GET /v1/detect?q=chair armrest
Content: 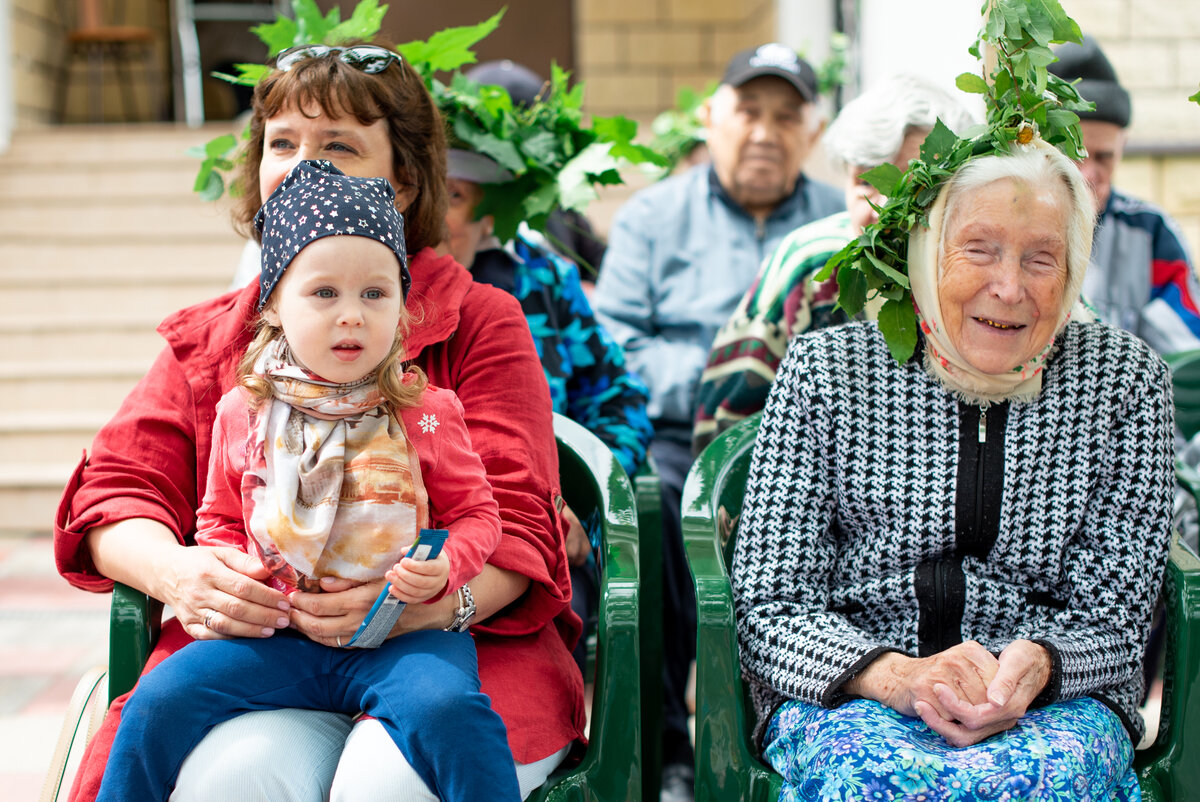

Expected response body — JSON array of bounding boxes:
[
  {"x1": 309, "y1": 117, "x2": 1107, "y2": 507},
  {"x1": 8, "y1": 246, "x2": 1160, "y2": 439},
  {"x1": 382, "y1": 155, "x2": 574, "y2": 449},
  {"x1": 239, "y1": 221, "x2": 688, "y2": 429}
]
[
  {"x1": 1135, "y1": 536, "x2": 1200, "y2": 800},
  {"x1": 108, "y1": 583, "x2": 161, "y2": 704},
  {"x1": 681, "y1": 415, "x2": 782, "y2": 802},
  {"x1": 533, "y1": 414, "x2": 642, "y2": 801}
]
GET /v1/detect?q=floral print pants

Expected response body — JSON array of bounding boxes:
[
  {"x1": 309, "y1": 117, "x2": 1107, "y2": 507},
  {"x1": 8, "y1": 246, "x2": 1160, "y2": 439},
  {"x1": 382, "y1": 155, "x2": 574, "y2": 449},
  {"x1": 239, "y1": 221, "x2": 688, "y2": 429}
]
[{"x1": 763, "y1": 697, "x2": 1139, "y2": 801}]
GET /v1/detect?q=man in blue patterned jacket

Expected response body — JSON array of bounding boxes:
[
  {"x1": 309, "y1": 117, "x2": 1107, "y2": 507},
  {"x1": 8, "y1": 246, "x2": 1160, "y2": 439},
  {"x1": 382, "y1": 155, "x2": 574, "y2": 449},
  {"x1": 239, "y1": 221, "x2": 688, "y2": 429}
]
[{"x1": 1050, "y1": 36, "x2": 1200, "y2": 356}]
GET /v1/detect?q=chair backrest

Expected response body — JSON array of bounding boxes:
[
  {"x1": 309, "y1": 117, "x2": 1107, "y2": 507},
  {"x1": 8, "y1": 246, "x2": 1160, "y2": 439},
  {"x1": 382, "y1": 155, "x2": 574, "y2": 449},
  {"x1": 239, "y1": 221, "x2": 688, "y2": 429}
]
[
  {"x1": 681, "y1": 413, "x2": 781, "y2": 802},
  {"x1": 1165, "y1": 348, "x2": 1200, "y2": 442}
]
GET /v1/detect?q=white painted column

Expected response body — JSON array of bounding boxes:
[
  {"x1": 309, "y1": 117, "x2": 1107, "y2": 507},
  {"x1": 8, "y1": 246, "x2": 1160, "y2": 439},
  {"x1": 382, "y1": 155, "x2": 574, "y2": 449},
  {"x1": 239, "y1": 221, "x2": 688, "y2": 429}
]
[
  {"x1": 0, "y1": 0, "x2": 13, "y2": 153},
  {"x1": 776, "y1": 0, "x2": 983, "y2": 102},
  {"x1": 858, "y1": 0, "x2": 981, "y2": 101}
]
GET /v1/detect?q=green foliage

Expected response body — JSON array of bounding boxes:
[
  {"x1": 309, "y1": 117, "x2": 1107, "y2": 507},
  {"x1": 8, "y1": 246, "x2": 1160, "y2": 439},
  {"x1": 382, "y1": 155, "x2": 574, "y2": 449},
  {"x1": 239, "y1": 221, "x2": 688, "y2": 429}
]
[
  {"x1": 1191, "y1": 86, "x2": 1200, "y2": 105},
  {"x1": 429, "y1": 61, "x2": 668, "y2": 247},
  {"x1": 647, "y1": 83, "x2": 715, "y2": 180},
  {"x1": 185, "y1": 133, "x2": 241, "y2": 201},
  {"x1": 396, "y1": 9, "x2": 502, "y2": 73},
  {"x1": 816, "y1": 0, "x2": 1090, "y2": 364}
]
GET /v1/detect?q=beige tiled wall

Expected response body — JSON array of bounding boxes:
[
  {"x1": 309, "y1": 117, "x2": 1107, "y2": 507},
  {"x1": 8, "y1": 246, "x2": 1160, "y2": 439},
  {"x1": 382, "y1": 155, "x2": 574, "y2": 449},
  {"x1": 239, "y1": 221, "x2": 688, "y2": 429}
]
[
  {"x1": 1066, "y1": 0, "x2": 1200, "y2": 256},
  {"x1": 576, "y1": 0, "x2": 776, "y2": 118}
]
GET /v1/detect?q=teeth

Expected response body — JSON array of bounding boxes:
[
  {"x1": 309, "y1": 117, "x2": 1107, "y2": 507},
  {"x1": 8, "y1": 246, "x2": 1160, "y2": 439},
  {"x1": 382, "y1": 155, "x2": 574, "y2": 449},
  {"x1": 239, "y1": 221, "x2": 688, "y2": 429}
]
[{"x1": 977, "y1": 317, "x2": 1021, "y2": 330}]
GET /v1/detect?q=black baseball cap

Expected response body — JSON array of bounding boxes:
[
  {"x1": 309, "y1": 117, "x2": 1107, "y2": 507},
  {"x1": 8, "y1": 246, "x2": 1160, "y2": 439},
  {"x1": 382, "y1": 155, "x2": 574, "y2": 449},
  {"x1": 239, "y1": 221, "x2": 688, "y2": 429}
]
[
  {"x1": 1048, "y1": 36, "x2": 1131, "y2": 128},
  {"x1": 722, "y1": 43, "x2": 818, "y2": 103}
]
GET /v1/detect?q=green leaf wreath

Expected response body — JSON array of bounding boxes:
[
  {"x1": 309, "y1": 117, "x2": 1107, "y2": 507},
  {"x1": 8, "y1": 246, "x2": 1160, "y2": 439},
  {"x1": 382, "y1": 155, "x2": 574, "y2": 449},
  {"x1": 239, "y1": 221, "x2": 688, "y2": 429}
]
[
  {"x1": 187, "y1": 1, "x2": 668, "y2": 264},
  {"x1": 814, "y1": 0, "x2": 1092, "y2": 364}
]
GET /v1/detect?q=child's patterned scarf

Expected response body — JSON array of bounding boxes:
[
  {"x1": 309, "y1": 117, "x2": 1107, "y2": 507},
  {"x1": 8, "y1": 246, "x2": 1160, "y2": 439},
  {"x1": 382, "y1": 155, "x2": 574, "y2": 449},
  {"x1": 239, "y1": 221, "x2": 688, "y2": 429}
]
[{"x1": 242, "y1": 338, "x2": 428, "y2": 593}]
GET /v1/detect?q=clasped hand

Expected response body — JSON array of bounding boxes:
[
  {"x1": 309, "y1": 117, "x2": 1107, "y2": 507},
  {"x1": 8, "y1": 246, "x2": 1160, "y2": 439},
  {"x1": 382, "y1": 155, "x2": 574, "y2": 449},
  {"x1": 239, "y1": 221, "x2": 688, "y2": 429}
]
[{"x1": 850, "y1": 640, "x2": 1052, "y2": 747}]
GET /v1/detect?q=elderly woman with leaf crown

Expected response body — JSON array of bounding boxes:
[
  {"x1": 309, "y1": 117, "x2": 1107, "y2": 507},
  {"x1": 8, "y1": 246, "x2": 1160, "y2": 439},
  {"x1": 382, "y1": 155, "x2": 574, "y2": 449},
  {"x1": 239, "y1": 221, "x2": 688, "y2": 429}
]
[
  {"x1": 731, "y1": 6, "x2": 1173, "y2": 799},
  {"x1": 54, "y1": 8, "x2": 593, "y2": 802}
]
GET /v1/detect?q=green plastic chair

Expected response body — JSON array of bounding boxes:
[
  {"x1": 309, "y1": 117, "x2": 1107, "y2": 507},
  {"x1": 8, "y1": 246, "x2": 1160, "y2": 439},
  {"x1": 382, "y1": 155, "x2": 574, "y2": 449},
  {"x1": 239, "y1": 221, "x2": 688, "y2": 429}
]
[
  {"x1": 632, "y1": 458, "x2": 664, "y2": 801},
  {"x1": 100, "y1": 412, "x2": 643, "y2": 801},
  {"x1": 682, "y1": 413, "x2": 1200, "y2": 802}
]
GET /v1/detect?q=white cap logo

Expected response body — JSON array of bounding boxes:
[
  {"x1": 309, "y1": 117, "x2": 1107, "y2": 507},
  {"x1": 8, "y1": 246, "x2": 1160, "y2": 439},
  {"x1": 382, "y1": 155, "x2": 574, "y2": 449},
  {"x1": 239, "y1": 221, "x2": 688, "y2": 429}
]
[{"x1": 749, "y1": 43, "x2": 800, "y2": 74}]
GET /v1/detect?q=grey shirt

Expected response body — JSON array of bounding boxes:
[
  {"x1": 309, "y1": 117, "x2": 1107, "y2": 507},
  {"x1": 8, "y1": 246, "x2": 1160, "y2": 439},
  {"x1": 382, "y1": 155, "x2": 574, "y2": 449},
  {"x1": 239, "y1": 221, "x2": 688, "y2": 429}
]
[{"x1": 593, "y1": 165, "x2": 843, "y2": 430}]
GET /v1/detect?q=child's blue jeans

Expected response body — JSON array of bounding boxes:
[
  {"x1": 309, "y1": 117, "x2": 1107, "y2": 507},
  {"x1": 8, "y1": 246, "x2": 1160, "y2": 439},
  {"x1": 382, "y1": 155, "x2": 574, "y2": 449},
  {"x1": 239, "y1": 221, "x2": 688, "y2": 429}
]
[{"x1": 96, "y1": 628, "x2": 520, "y2": 802}]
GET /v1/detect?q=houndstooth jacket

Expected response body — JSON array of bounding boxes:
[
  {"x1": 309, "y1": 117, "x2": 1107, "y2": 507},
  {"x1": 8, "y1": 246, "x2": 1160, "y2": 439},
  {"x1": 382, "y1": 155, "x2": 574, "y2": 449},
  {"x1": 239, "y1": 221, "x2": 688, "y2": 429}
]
[{"x1": 732, "y1": 320, "x2": 1174, "y2": 745}]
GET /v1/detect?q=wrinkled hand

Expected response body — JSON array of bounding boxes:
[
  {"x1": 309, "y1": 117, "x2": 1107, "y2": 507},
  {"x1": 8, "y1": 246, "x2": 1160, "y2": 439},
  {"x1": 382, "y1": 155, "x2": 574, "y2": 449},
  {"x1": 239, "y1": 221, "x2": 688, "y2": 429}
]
[
  {"x1": 563, "y1": 505, "x2": 591, "y2": 567},
  {"x1": 288, "y1": 576, "x2": 385, "y2": 648},
  {"x1": 168, "y1": 546, "x2": 291, "y2": 641},
  {"x1": 845, "y1": 641, "x2": 998, "y2": 733},
  {"x1": 915, "y1": 640, "x2": 1052, "y2": 747},
  {"x1": 385, "y1": 553, "x2": 450, "y2": 604}
]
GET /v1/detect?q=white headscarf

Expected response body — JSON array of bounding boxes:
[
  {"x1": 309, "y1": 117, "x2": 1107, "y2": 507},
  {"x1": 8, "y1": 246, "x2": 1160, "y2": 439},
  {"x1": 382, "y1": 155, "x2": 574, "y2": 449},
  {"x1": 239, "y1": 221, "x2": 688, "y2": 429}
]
[{"x1": 907, "y1": 139, "x2": 1094, "y2": 406}]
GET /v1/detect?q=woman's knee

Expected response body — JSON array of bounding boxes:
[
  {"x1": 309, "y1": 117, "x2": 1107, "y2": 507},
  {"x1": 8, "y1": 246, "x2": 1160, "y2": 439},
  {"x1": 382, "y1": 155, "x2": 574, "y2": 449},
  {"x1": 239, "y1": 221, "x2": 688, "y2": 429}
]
[{"x1": 170, "y1": 709, "x2": 352, "y2": 802}]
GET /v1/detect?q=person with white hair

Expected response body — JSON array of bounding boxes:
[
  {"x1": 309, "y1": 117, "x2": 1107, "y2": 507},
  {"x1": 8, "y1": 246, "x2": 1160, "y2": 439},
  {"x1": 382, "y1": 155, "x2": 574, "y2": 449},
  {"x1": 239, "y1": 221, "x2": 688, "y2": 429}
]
[{"x1": 694, "y1": 74, "x2": 977, "y2": 452}]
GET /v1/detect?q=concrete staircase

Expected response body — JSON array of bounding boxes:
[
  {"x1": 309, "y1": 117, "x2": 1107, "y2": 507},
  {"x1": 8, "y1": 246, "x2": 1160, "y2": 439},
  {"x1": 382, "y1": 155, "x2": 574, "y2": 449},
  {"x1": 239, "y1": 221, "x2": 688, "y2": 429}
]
[{"x1": 0, "y1": 123, "x2": 246, "y2": 535}]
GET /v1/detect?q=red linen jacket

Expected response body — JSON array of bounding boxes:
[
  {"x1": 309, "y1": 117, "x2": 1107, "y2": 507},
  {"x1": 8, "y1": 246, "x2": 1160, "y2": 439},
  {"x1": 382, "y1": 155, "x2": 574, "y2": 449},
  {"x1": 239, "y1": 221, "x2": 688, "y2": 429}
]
[{"x1": 55, "y1": 249, "x2": 584, "y2": 800}]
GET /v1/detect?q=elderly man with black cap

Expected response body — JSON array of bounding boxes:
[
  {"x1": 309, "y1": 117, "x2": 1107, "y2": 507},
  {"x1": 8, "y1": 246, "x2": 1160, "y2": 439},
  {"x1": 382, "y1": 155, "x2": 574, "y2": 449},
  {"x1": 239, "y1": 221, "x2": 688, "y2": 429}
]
[
  {"x1": 1050, "y1": 35, "x2": 1200, "y2": 355},
  {"x1": 592, "y1": 43, "x2": 843, "y2": 802}
]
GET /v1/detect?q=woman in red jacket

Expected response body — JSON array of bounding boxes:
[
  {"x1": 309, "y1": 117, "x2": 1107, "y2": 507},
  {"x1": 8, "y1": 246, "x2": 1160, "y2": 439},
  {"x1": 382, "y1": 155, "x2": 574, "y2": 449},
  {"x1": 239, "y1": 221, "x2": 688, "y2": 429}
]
[{"x1": 54, "y1": 44, "x2": 583, "y2": 801}]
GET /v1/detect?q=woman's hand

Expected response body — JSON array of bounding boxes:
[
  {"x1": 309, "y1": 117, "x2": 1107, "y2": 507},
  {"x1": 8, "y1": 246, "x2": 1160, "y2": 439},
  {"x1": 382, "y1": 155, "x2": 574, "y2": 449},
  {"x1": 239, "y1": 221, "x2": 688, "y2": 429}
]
[
  {"x1": 288, "y1": 576, "x2": 385, "y2": 648},
  {"x1": 86, "y1": 519, "x2": 292, "y2": 642},
  {"x1": 168, "y1": 546, "x2": 293, "y2": 641},
  {"x1": 562, "y1": 505, "x2": 591, "y2": 568},
  {"x1": 844, "y1": 641, "x2": 999, "y2": 723},
  {"x1": 916, "y1": 640, "x2": 1052, "y2": 747}
]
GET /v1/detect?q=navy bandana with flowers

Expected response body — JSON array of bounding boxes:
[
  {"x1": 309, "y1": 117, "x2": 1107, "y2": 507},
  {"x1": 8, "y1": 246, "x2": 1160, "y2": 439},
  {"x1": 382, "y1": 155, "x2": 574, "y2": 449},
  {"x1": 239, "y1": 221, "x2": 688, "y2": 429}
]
[{"x1": 253, "y1": 160, "x2": 409, "y2": 310}]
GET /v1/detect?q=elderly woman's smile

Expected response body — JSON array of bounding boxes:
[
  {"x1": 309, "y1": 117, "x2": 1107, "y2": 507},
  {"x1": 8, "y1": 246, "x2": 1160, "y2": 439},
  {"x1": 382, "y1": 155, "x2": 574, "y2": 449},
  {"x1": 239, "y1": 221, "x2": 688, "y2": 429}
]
[{"x1": 937, "y1": 177, "x2": 1070, "y2": 375}]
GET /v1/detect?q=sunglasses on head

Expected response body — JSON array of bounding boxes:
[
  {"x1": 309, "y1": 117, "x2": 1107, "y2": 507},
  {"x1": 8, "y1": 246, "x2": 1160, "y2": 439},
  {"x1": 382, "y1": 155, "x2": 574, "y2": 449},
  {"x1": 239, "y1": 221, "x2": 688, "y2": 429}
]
[{"x1": 275, "y1": 44, "x2": 402, "y2": 74}]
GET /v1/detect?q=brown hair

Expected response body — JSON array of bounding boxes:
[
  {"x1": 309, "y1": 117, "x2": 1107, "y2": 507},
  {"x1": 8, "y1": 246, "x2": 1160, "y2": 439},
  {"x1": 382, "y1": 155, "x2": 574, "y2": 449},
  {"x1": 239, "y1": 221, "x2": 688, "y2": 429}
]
[
  {"x1": 234, "y1": 46, "x2": 448, "y2": 252},
  {"x1": 237, "y1": 302, "x2": 428, "y2": 411}
]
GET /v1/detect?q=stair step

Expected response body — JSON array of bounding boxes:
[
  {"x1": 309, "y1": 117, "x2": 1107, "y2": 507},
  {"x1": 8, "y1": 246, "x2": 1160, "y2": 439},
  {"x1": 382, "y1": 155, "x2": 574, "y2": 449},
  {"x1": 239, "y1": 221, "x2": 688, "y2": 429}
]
[
  {"x1": 0, "y1": 281, "x2": 231, "y2": 318},
  {"x1": 0, "y1": 362, "x2": 151, "y2": 414},
  {"x1": 0, "y1": 162, "x2": 206, "y2": 202},
  {"x1": 0, "y1": 327, "x2": 165, "y2": 363},
  {"x1": 6, "y1": 123, "x2": 242, "y2": 166},
  {"x1": 0, "y1": 413, "x2": 106, "y2": 464},
  {"x1": 0, "y1": 464, "x2": 76, "y2": 534},
  {"x1": 0, "y1": 198, "x2": 236, "y2": 239},
  {"x1": 0, "y1": 242, "x2": 247, "y2": 281}
]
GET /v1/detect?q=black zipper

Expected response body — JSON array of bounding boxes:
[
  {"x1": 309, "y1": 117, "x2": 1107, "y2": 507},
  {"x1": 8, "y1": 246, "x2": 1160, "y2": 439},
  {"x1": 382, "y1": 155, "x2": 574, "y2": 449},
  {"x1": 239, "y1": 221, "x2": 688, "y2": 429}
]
[
  {"x1": 934, "y1": 559, "x2": 947, "y2": 653},
  {"x1": 975, "y1": 408, "x2": 987, "y2": 541}
]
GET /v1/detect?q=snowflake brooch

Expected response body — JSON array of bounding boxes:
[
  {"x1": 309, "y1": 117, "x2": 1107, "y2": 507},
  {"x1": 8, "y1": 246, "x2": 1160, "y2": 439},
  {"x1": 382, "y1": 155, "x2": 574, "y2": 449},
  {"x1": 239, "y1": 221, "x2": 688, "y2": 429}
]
[{"x1": 418, "y1": 413, "x2": 439, "y2": 434}]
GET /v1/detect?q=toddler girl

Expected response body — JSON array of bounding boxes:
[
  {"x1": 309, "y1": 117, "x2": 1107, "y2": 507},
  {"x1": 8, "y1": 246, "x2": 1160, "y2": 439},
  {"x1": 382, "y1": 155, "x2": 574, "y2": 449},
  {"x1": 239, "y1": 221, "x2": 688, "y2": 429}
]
[{"x1": 96, "y1": 160, "x2": 519, "y2": 801}]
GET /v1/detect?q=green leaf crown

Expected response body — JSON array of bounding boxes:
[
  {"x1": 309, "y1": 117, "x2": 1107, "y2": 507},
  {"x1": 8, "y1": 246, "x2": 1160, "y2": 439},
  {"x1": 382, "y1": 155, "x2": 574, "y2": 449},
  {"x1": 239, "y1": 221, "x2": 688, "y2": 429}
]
[
  {"x1": 412, "y1": 11, "x2": 666, "y2": 255},
  {"x1": 814, "y1": 0, "x2": 1091, "y2": 363}
]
